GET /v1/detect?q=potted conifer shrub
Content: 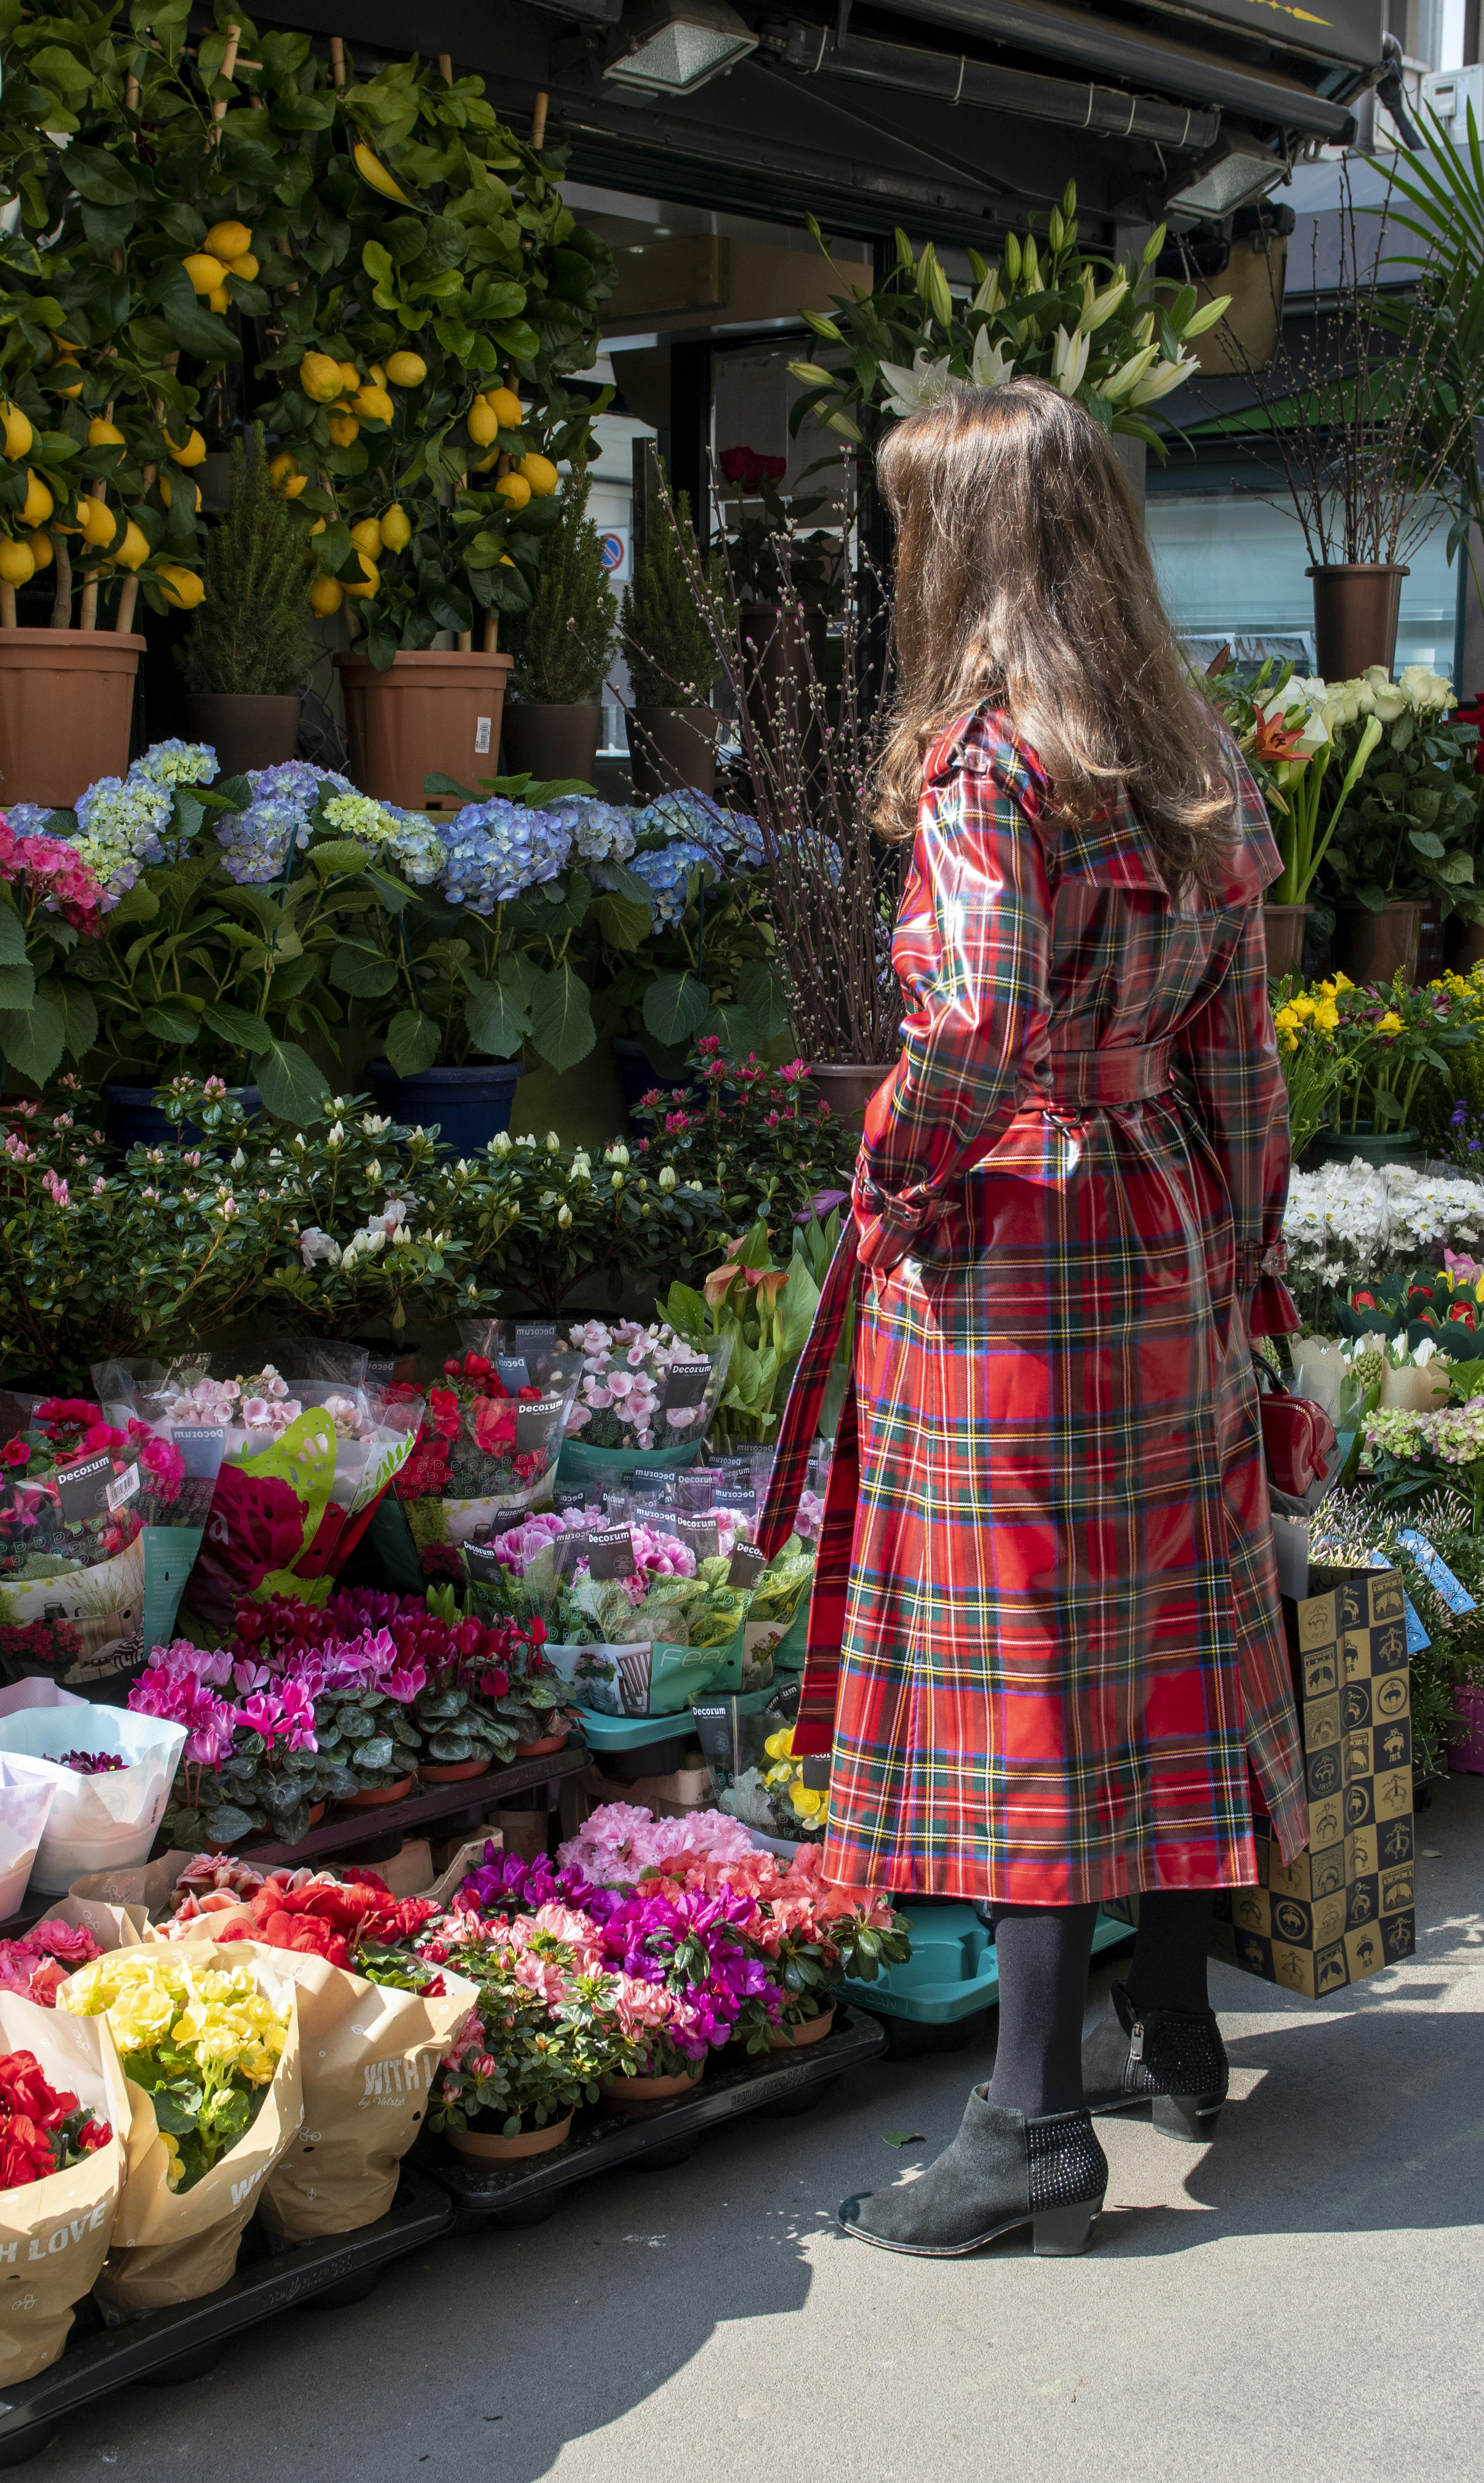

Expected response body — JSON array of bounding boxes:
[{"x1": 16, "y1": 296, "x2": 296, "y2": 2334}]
[
  {"x1": 501, "y1": 463, "x2": 618, "y2": 785},
  {"x1": 620, "y1": 486, "x2": 720, "y2": 799},
  {"x1": 179, "y1": 427, "x2": 312, "y2": 774}
]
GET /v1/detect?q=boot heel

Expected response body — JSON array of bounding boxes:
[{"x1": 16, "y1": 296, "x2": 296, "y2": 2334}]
[
  {"x1": 1031, "y1": 2202, "x2": 1101, "y2": 2256},
  {"x1": 1151, "y1": 2092, "x2": 1222, "y2": 2141}
]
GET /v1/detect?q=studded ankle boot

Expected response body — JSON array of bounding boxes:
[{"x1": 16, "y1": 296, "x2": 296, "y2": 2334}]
[
  {"x1": 838, "y1": 2090, "x2": 1107, "y2": 2259},
  {"x1": 1082, "y1": 1980, "x2": 1228, "y2": 2141}
]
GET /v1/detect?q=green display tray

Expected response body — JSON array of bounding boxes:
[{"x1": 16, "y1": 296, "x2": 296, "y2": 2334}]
[{"x1": 840, "y1": 1902, "x2": 1133, "y2": 2024}]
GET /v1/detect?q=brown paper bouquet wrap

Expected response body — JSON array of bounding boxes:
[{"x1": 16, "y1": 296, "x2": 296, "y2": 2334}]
[
  {"x1": 59, "y1": 1943, "x2": 302, "y2": 2318},
  {"x1": 0, "y1": 1991, "x2": 131, "y2": 2386},
  {"x1": 258, "y1": 1951, "x2": 478, "y2": 2241}
]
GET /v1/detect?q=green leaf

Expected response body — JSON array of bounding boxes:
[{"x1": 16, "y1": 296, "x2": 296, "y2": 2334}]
[
  {"x1": 386, "y1": 1009, "x2": 441, "y2": 1076},
  {"x1": 424, "y1": 772, "x2": 482, "y2": 801},
  {"x1": 255, "y1": 1039, "x2": 329, "y2": 1123},
  {"x1": 328, "y1": 943, "x2": 399, "y2": 999},
  {"x1": 462, "y1": 968, "x2": 530, "y2": 1058},
  {"x1": 643, "y1": 970, "x2": 711, "y2": 1045},
  {"x1": 528, "y1": 961, "x2": 595, "y2": 1072},
  {"x1": 201, "y1": 1002, "x2": 273, "y2": 1053},
  {"x1": 0, "y1": 960, "x2": 36, "y2": 1010},
  {"x1": 0, "y1": 996, "x2": 64, "y2": 1085},
  {"x1": 591, "y1": 891, "x2": 651, "y2": 952},
  {"x1": 140, "y1": 1001, "x2": 200, "y2": 1043},
  {"x1": 735, "y1": 957, "x2": 791, "y2": 1038},
  {"x1": 200, "y1": 1802, "x2": 256, "y2": 1845},
  {"x1": 152, "y1": 258, "x2": 241, "y2": 364},
  {"x1": 307, "y1": 837, "x2": 374, "y2": 877},
  {"x1": 880, "y1": 2130, "x2": 926, "y2": 2148},
  {"x1": 0, "y1": 898, "x2": 27, "y2": 968},
  {"x1": 358, "y1": 1734, "x2": 395, "y2": 1773},
  {"x1": 57, "y1": 981, "x2": 98, "y2": 1063}
]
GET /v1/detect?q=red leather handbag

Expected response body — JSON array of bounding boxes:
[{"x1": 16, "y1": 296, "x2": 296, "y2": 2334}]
[{"x1": 1256, "y1": 1376, "x2": 1339, "y2": 1496}]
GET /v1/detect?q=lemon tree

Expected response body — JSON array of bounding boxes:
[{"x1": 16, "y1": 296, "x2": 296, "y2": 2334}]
[{"x1": 252, "y1": 51, "x2": 615, "y2": 668}]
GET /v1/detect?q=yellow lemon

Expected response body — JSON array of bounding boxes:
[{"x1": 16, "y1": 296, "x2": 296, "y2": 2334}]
[
  {"x1": 353, "y1": 142, "x2": 410, "y2": 203},
  {"x1": 343, "y1": 550, "x2": 379, "y2": 598},
  {"x1": 369, "y1": 363, "x2": 386, "y2": 388},
  {"x1": 384, "y1": 350, "x2": 427, "y2": 388},
  {"x1": 350, "y1": 516, "x2": 383, "y2": 556},
  {"x1": 158, "y1": 474, "x2": 202, "y2": 513},
  {"x1": 328, "y1": 413, "x2": 359, "y2": 447},
  {"x1": 79, "y1": 496, "x2": 116, "y2": 547},
  {"x1": 204, "y1": 219, "x2": 252, "y2": 263},
  {"x1": 310, "y1": 572, "x2": 344, "y2": 616},
  {"x1": 300, "y1": 351, "x2": 343, "y2": 405},
  {"x1": 379, "y1": 503, "x2": 411, "y2": 551},
  {"x1": 156, "y1": 563, "x2": 206, "y2": 609},
  {"x1": 494, "y1": 470, "x2": 531, "y2": 509},
  {"x1": 1, "y1": 404, "x2": 34, "y2": 459},
  {"x1": 166, "y1": 428, "x2": 206, "y2": 468},
  {"x1": 21, "y1": 472, "x2": 53, "y2": 527},
  {"x1": 87, "y1": 417, "x2": 126, "y2": 448},
  {"x1": 25, "y1": 528, "x2": 53, "y2": 570},
  {"x1": 309, "y1": 516, "x2": 326, "y2": 536},
  {"x1": 227, "y1": 252, "x2": 259, "y2": 282},
  {"x1": 472, "y1": 447, "x2": 500, "y2": 474},
  {"x1": 207, "y1": 285, "x2": 231, "y2": 315},
  {"x1": 519, "y1": 452, "x2": 558, "y2": 497},
  {"x1": 466, "y1": 399, "x2": 500, "y2": 448},
  {"x1": 338, "y1": 360, "x2": 360, "y2": 393},
  {"x1": 0, "y1": 537, "x2": 36, "y2": 586},
  {"x1": 111, "y1": 519, "x2": 150, "y2": 571},
  {"x1": 353, "y1": 384, "x2": 393, "y2": 424},
  {"x1": 486, "y1": 385, "x2": 524, "y2": 430},
  {"x1": 182, "y1": 252, "x2": 227, "y2": 294}
]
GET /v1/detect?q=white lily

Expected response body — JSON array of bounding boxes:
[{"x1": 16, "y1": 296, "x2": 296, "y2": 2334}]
[
  {"x1": 969, "y1": 326, "x2": 1015, "y2": 389},
  {"x1": 878, "y1": 348, "x2": 954, "y2": 418},
  {"x1": 1077, "y1": 273, "x2": 1129, "y2": 336},
  {"x1": 970, "y1": 264, "x2": 1004, "y2": 316},
  {"x1": 1126, "y1": 351, "x2": 1199, "y2": 406},
  {"x1": 1050, "y1": 326, "x2": 1090, "y2": 396},
  {"x1": 1101, "y1": 343, "x2": 1161, "y2": 403}
]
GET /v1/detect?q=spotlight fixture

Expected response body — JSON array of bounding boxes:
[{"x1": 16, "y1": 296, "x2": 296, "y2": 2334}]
[
  {"x1": 603, "y1": 0, "x2": 757, "y2": 95},
  {"x1": 1166, "y1": 133, "x2": 1285, "y2": 220}
]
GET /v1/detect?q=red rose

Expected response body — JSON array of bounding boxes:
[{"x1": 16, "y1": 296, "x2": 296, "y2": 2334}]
[
  {"x1": 2, "y1": 1439, "x2": 30, "y2": 1468},
  {"x1": 1449, "y1": 1302, "x2": 1477, "y2": 1326}
]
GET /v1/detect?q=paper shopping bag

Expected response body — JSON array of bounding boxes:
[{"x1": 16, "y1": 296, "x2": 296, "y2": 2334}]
[{"x1": 0, "y1": 1990, "x2": 131, "y2": 2385}]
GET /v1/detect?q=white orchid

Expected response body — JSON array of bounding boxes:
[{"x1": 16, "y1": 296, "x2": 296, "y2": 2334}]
[
  {"x1": 878, "y1": 348, "x2": 954, "y2": 419},
  {"x1": 969, "y1": 326, "x2": 1015, "y2": 389},
  {"x1": 1050, "y1": 325, "x2": 1090, "y2": 396}
]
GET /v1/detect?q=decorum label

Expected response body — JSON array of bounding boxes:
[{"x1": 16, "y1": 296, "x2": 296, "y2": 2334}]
[
  {"x1": 662, "y1": 1360, "x2": 712, "y2": 1411},
  {"x1": 587, "y1": 1525, "x2": 636, "y2": 1581},
  {"x1": 55, "y1": 1451, "x2": 116, "y2": 1523},
  {"x1": 515, "y1": 1394, "x2": 566, "y2": 1456}
]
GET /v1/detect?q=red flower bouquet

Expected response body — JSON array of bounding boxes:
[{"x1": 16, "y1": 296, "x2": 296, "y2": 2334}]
[
  {"x1": 0, "y1": 2046, "x2": 112, "y2": 2185},
  {"x1": 392, "y1": 1352, "x2": 580, "y2": 1579},
  {"x1": 0, "y1": 1920, "x2": 104, "y2": 2009}
]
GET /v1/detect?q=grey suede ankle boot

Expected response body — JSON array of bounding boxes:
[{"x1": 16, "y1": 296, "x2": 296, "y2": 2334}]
[
  {"x1": 838, "y1": 2090, "x2": 1107, "y2": 2258},
  {"x1": 1082, "y1": 1980, "x2": 1228, "y2": 2140}
]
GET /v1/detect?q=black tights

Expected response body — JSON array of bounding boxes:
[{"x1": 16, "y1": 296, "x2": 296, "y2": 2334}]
[{"x1": 984, "y1": 1890, "x2": 1215, "y2": 2118}]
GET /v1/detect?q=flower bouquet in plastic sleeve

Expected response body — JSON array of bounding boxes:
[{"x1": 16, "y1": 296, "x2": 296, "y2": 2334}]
[
  {"x1": 0, "y1": 1391, "x2": 222, "y2": 1697},
  {"x1": 0, "y1": 1702, "x2": 189, "y2": 1892},
  {"x1": 387, "y1": 1347, "x2": 581, "y2": 1584},
  {"x1": 0, "y1": 1989, "x2": 130, "y2": 2385},
  {"x1": 530, "y1": 1318, "x2": 733, "y2": 1494},
  {"x1": 57, "y1": 1943, "x2": 300, "y2": 2314}
]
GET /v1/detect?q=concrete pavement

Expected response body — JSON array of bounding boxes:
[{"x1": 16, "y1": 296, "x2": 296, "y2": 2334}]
[{"x1": 31, "y1": 1771, "x2": 1484, "y2": 2483}]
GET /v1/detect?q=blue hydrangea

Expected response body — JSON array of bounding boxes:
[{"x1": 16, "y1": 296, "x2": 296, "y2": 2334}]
[
  {"x1": 636, "y1": 790, "x2": 763, "y2": 873},
  {"x1": 545, "y1": 797, "x2": 636, "y2": 865},
  {"x1": 72, "y1": 772, "x2": 175, "y2": 897},
  {"x1": 439, "y1": 798, "x2": 574, "y2": 912},
  {"x1": 130, "y1": 739, "x2": 219, "y2": 789},
  {"x1": 1, "y1": 803, "x2": 64, "y2": 835},
  {"x1": 251, "y1": 762, "x2": 353, "y2": 808},
  {"x1": 627, "y1": 838, "x2": 716, "y2": 928},
  {"x1": 320, "y1": 792, "x2": 446, "y2": 887},
  {"x1": 216, "y1": 796, "x2": 312, "y2": 884}
]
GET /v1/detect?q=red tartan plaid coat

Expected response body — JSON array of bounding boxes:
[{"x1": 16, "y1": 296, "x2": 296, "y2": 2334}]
[{"x1": 757, "y1": 707, "x2": 1308, "y2": 1901}]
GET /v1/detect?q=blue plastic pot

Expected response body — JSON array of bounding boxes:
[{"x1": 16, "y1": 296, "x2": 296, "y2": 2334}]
[
  {"x1": 366, "y1": 1058, "x2": 526, "y2": 1153},
  {"x1": 612, "y1": 1035, "x2": 707, "y2": 1124},
  {"x1": 105, "y1": 1083, "x2": 261, "y2": 1153}
]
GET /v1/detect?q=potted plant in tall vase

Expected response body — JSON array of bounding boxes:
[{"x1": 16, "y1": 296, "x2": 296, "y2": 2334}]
[
  {"x1": 500, "y1": 460, "x2": 618, "y2": 784},
  {"x1": 0, "y1": 13, "x2": 228, "y2": 801},
  {"x1": 620, "y1": 477, "x2": 722, "y2": 800},
  {"x1": 178, "y1": 426, "x2": 313, "y2": 774},
  {"x1": 255, "y1": 54, "x2": 614, "y2": 811}
]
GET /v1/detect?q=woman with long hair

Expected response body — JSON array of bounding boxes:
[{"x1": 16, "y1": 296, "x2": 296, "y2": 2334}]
[{"x1": 754, "y1": 376, "x2": 1306, "y2": 2258}]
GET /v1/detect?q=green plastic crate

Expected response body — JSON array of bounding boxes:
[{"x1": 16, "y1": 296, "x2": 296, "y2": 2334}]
[{"x1": 841, "y1": 1903, "x2": 1134, "y2": 2024}]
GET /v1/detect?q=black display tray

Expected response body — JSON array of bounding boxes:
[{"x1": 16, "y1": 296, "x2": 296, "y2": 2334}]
[
  {"x1": 426, "y1": 2004, "x2": 887, "y2": 2229},
  {"x1": 0, "y1": 2170, "x2": 452, "y2": 2470}
]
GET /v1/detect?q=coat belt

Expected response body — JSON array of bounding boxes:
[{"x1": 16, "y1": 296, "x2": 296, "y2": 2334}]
[{"x1": 1033, "y1": 1040, "x2": 1174, "y2": 1107}]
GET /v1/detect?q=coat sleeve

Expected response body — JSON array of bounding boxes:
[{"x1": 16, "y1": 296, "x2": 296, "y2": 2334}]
[
  {"x1": 1174, "y1": 896, "x2": 1300, "y2": 1336},
  {"x1": 854, "y1": 725, "x2": 1053, "y2": 1272}
]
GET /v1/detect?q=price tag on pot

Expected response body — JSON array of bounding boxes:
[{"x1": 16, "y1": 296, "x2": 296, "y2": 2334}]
[
  {"x1": 675, "y1": 1512, "x2": 720, "y2": 1564},
  {"x1": 727, "y1": 1542, "x2": 767, "y2": 1590},
  {"x1": 663, "y1": 1359, "x2": 712, "y2": 1411},
  {"x1": 169, "y1": 1423, "x2": 226, "y2": 1479},
  {"x1": 496, "y1": 1356, "x2": 530, "y2": 1393},
  {"x1": 104, "y1": 1462, "x2": 140, "y2": 1514},
  {"x1": 55, "y1": 1451, "x2": 117, "y2": 1524},
  {"x1": 587, "y1": 1525, "x2": 636, "y2": 1581},
  {"x1": 515, "y1": 1394, "x2": 566, "y2": 1456}
]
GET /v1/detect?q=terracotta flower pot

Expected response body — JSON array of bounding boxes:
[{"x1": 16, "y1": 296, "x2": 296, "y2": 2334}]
[
  {"x1": 419, "y1": 1757, "x2": 492, "y2": 1783},
  {"x1": 502, "y1": 702, "x2": 602, "y2": 785},
  {"x1": 1307, "y1": 564, "x2": 1409, "y2": 682},
  {"x1": 809, "y1": 1062, "x2": 894, "y2": 1132},
  {"x1": 335, "y1": 648, "x2": 513, "y2": 811},
  {"x1": 626, "y1": 705, "x2": 717, "y2": 800},
  {"x1": 600, "y1": 2063, "x2": 704, "y2": 2109},
  {"x1": 1262, "y1": 904, "x2": 1310, "y2": 981},
  {"x1": 447, "y1": 2112, "x2": 573, "y2": 2162},
  {"x1": 513, "y1": 1728, "x2": 570, "y2": 1759},
  {"x1": 0, "y1": 629, "x2": 146, "y2": 806},
  {"x1": 338, "y1": 1775, "x2": 414, "y2": 1809},
  {"x1": 184, "y1": 692, "x2": 302, "y2": 778},
  {"x1": 767, "y1": 2004, "x2": 836, "y2": 2050},
  {"x1": 1333, "y1": 901, "x2": 1423, "y2": 987}
]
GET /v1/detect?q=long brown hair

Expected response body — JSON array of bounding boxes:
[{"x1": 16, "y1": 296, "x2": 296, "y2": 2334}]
[{"x1": 873, "y1": 377, "x2": 1234, "y2": 887}]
